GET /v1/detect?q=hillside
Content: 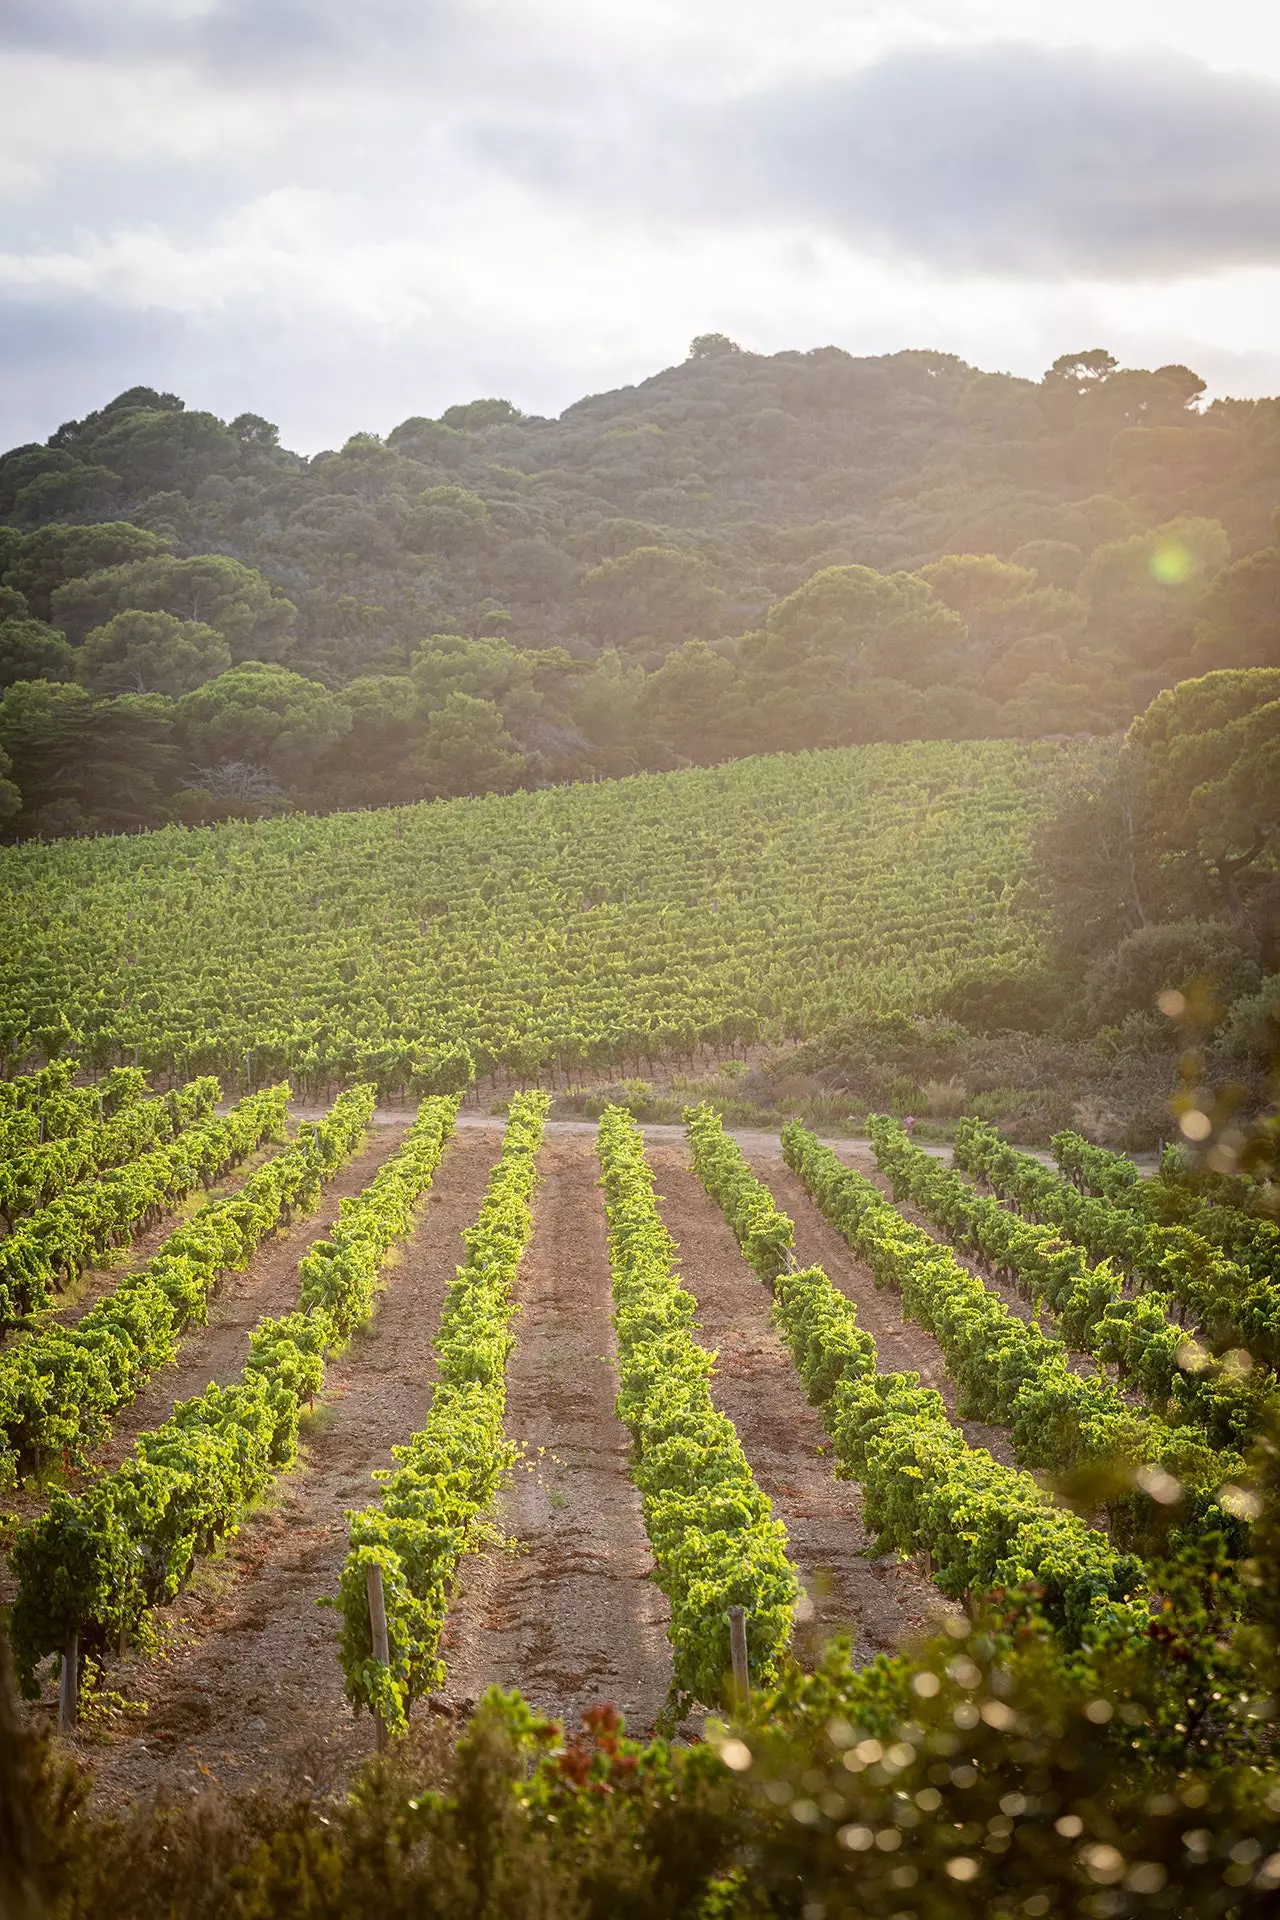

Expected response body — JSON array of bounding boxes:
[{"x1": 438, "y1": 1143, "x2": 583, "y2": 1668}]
[
  {"x1": 0, "y1": 739, "x2": 1053, "y2": 1092},
  {"x1": 2, "y1": 340, "x2": 1280, "y2": 837}
]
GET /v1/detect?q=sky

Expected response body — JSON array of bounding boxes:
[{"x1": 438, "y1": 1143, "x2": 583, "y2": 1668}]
[{"x1": 3, "y1": 0, "x2": 1280, "y2": 453}]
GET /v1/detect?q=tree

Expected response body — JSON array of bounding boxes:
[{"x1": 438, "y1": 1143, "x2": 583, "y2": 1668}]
[
  {"x1": 408, "y1": 691, "x2": 525, "y2": 798},
  {"x1": 75, "y1": 609, "x2": 230, "y2": 696},
  {"x1": 438, "y1": 398, "x2": 523, "y2": 430},
  {"x1": 410, "y1": 633, "x2": 576, "y2": 734},
  {"x1": 229, "y1": 413, "x2": 279, "y2": 448},
  {"x1": 640, "y1": 640, "x2": 735, "y2": 761},
  {"x1": 76, "y1": 694, "x2": 180, "y2": 833},
  {"x1": 688, "y1": 333, "x2": 742, "y2": 359},
  {"x1": 408, "y1": 486, "x2": 491, "y2": 557},
  {"x1": 1, "y1": 521, "x2": 171, "y2": 622},
  {"x1": 0, "y1": 739, "x2": 18, "y2": 828},
  {"x1": 1080, "y1": 517, "x2": 1228, "y2": 669},
  {"x1": 1084, "y1": 919, "x2": 1260, "y2": 1027},
  {"x1": 579, "y1": 546, "x2": 725, "y2": 651},
  {"x1": 313, "y1": 673, "x2": 421, "y2": 808},
  {"x1": 0, "y1": 681, "x2": 178, "y2": 833},
  {"x1": 0, "y1": 619, "x2": 74, "y2": 689},
  {"x1": 176, "y1": 663, "x2": 351, "y2": 788},
  {"x1": 570, "y1": 649, "x2": 646, "y2": 772},
  {"x1": 1193, "y1": 544, "x2": 1280, "y2": 672},
  {"x1": 1045, "y1": 348, "x2": 1118, "y2": 389},
  {"x1": 917, "y1": 554, "x2": 1083, "y2": 682},
  {"x1": 51, "y1": 553, "x2": 296, "y2": 660},
  {"x1": 0, "y1": 680, "x2": 93, "y2": 820},
  {"x1": 1129, "y1": 668, "x2": 1280, "y2": 902},
  {"x1": 1008, "y1": 539, "x2": 1085, "y2": 590},
  {"x1": 747, "y1": 564, "x2": 967, "y2": 688},
  {"x1": 1153, "y1": 363, "x2": 1208, "y2": 409},
  {"x1": 1033, "y1": 740, "x2": 1162, "y2": 963}
]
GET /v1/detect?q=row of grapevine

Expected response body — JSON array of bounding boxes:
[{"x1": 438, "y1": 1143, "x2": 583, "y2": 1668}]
[
  {"x1": 781, "y1": 1123, "x2": 1243, "y2": 1557},
  {"x1": 334, "y1": 1091, "x2": 548, "y2": 1734},
  {"x1": 0, "y1": 1058, "x2": 81, "y2": 1114},
  {"x1": 1052, "y1": 1129, "x2": 1280, "y2": 1284},
  {"x1": 597, "y1": 1104, "x2": 797, "y2": 1712},
  {"x1": 869, "y1": 1116, "x2": 1273, "y2": 1452},
  {"x1": 0, "y1": 1088, "x2": 326, "y2": 1330},
  {"x1": 0, "y1": 740, "x2": 1055, "y2": 1090},
  {"x1": 0, "y1": 1083, "x2": 381, "y2": 1488},
  {"x1": 9, "y1": 1091, "x2": 454, "y2": 1698},
  {"x1": 0, "y1": 1062, "x2": 148, "y2": 1159},
  {"x1": 955, "y1": 1119, "x2": 1280, "y2": 1368},
  {"x1": 0, "y1": 1074, "x2": 221, "y2": 1227},
  {"x1": 686, "y1": 1108, "x2": 1140, "y2": 1645}
]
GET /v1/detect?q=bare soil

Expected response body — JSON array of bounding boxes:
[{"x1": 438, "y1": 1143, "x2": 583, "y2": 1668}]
[
  {"x1": 438, "y1": 1135, "x2": 674, "y2": 1739},
  {"x1": 76, "y1": 1127, "x2": 502, "y2": 1809},
  {"x1": 645, "y1": 1142, "x2": 952, "y2": 1667}
]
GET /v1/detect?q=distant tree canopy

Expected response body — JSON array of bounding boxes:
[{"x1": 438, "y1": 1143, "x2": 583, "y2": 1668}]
[
  {"x1": 3, "y1": 341, "x2": 1280, "y2": 835},
  {"x1": 687, "y1": 332, "x2": 743, "y2": 359}
]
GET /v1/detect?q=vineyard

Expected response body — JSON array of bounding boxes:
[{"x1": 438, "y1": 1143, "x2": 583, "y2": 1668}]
[
  {"x1": 0, "y1": 739, "x2": 1054, "y2": 1091},
  {"x1": 0, "y1": 1048, "x2": 1263, "y2": 1783},
  {"x1": 3, "y1": 744, "x2": 1280, "y2": 1914}
]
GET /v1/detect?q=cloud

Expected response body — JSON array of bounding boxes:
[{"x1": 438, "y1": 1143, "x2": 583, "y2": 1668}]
[
  {"x1": 478, "y1": 41, "x2": 1280, "y2": 277},
  {"x1": 0, "y1": 1, "x2": 466, "y2": 76},
  {"x1": 5, "y1": 18, "x2": 1280, "y2": 451}
]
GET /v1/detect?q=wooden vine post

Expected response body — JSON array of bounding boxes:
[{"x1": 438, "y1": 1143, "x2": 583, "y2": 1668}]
[
  {"x1": 58, "y1": 1631, "x2": 78, "y2": 1733},
  {"x1": 727, "y1": 1605, "x2": 750, "y2": 1710},
  {"x1": 366, "y1": 1563, "x2": 391, "y2": 1753}
]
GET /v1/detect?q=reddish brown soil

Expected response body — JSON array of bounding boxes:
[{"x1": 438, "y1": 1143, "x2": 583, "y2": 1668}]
[
  {"x1": 645, "y1": 1143, "x2": 952, "y2": 1668},
  {"x1": 439, "y1": 1135, "x2": 674, "y2": 1739},
  {"x1": 77, "y1": 1128, "x2": 502, "y2": 1808}
]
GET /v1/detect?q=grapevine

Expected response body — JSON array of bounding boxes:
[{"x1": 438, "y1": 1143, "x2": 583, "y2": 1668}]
[
  {"x1": 782, "y1": 1121, "x2": 1244, "y2": 1556},
  {"x1": 597, "y1": 1104, "x2": 798, "y2": 1712},
  {"x1": 333, "y1": 1091, "x2": 548, "y2": 1733},
  {"x1": 8, "y1": 1089, "x2": 453, "y2": 1695},
  {"x1": 870, "y1": 1116, "x2": 1276, "y2": 1453},
  {"x1": 687, "y1": 1107, "x2": 1141, "y2": 1645}
]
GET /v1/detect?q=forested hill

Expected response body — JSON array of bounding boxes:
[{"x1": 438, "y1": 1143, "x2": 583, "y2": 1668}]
[{"x1": 1, "y1": 336, "x2": 1278, "y2": 836}]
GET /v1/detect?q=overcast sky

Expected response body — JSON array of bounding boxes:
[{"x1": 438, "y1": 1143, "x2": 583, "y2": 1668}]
[{"x1": 3, "y1": 0, "x2": 1279, "y2": 452}]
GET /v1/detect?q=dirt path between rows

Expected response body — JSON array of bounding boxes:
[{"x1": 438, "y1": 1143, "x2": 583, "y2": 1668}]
[
  {"x1": 439, "y1": 1136, "x2": 674, "y2": 1740},
  {"x1": 645, "y1": 1143, "x2": 949, "y2": 1668},
  {"x1": 80, "y1": 1127, "x2": 502, "y2": 1809},
  {"x1": 745, "y1": 1145, "x2": 1019, "y2": 1470},
  {"x1": 88, "y1": 1124, "x2": 412, "y2": 1478}
]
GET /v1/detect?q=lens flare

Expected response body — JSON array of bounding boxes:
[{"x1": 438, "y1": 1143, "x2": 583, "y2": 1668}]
[{"x1": 1149, "y1": 543, "x2": 1194, "y2": 585}]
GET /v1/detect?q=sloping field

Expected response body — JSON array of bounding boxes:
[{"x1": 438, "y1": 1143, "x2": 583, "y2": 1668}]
[{"x1": 0, "y1": 739, "x2": 1057, "y2": 1090}]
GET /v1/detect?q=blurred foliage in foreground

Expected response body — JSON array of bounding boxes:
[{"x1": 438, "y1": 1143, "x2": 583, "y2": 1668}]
[{"x1": 6, "y1": 1424, "x2": 1280, "y2": 1919}]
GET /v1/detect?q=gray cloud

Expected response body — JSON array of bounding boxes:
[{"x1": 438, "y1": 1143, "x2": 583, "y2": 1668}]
[
  {"x1": 0, "y1": 0, "x2": 461, "y2": 69},
  {"x1": 480, "y1": 42, "x2": 1280, "y2": 276},
  {"x1": 5, "y1": 22, "x2": 1280, "y2": 453}
]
